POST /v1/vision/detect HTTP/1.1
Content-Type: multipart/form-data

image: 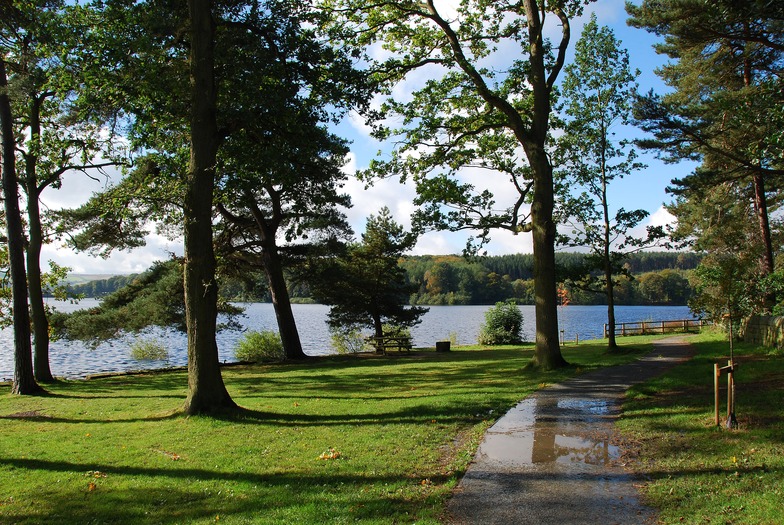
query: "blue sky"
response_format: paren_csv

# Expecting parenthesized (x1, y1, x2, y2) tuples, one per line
(41, 0, 695, 275)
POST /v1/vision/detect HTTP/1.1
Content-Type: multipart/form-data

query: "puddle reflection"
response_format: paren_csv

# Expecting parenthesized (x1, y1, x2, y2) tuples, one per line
(476, 396, 620, 469)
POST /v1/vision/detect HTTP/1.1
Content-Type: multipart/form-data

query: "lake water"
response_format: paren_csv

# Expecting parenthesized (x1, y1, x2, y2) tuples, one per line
(0, 301, 695, 381)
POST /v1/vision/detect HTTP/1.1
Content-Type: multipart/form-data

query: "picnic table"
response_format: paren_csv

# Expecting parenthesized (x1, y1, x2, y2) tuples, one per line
(368, 335, 413, 355)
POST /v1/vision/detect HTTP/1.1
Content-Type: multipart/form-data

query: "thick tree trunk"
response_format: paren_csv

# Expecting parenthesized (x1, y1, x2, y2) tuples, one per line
(182, 0, 235, 414)
(1, 57, 42, 395)
(261, 244, 306, 359)
(24, 100, 54, 382)
(523, 0, 566, 370)
(529, 144, 567, 368)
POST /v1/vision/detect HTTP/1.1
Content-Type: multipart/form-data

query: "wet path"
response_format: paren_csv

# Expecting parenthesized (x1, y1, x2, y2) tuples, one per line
(447, 337, 694, 524)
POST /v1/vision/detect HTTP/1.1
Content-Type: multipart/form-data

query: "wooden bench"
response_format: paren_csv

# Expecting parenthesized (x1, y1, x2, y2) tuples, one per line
(368, 335, 412, 355)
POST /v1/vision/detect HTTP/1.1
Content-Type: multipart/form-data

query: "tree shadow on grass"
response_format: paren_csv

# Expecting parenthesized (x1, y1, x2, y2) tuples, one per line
(0, 457, 443, 525)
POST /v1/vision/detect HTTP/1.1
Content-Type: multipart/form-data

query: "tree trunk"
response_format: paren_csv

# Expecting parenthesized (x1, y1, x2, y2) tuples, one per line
(529, 146, 567, 369)
(24, 99, 54, 382)
(751, 171, 776, 309)
(261, 243, 306, 359)
(600, 141, 618, 351)
(182, 0, 235, 415)
(25, 192, 54, 381)
(522, 0, 566, 370)
(1, 57, 42, 395)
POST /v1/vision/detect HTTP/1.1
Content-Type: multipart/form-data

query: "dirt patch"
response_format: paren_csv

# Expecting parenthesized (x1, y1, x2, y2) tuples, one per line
(4, 410, 50, 419)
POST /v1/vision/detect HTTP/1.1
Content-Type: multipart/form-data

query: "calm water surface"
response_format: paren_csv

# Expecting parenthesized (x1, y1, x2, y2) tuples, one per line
(0, 301, 695, 380)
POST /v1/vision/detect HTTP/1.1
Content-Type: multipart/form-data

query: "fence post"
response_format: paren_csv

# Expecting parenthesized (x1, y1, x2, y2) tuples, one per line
(714, 363, 720, 426)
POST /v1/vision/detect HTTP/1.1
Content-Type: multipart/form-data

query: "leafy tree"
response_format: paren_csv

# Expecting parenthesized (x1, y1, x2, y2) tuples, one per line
(555, 15, 661, 350)
(4, 2, 117, 383)
(324, 0, 587, 369)
(1, 44, 41, 394)
(310, 207, 428, 341)
(628, 0, 784, 310)
(50, 259, 242, 342)
(58, 0, 366, 365)
(637, 269, 691, 305)
(211, 5, 366, 359)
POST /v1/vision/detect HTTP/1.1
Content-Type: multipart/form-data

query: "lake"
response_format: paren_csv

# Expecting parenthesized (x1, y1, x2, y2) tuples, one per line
(0, 301, 696, 381)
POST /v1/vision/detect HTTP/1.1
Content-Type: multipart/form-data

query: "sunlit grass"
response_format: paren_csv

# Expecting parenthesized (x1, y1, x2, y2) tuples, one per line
(618, 329, 784, 524)
(0, 339, 656, 524)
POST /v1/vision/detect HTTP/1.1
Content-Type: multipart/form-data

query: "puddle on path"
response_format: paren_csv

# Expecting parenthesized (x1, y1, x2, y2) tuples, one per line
(475, 396, 620, 470)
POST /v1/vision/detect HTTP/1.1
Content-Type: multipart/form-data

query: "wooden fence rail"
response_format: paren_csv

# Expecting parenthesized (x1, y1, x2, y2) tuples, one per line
(604, 319, 709, 338)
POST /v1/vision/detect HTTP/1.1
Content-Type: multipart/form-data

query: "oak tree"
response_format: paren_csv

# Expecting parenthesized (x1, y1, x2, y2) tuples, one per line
(323, 0, 588, 368)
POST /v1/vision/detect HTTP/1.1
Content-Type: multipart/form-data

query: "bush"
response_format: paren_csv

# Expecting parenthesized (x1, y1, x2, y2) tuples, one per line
(330, 328, 372, 354)
(478, 301, 524, 345)
(129, 338, 169, 361)
(382, 324, 411, 338)
(234, 330, 285, 362)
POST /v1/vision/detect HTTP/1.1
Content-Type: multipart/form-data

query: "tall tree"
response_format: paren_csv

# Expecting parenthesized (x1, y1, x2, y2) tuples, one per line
(6, 3, 117, 383)
(555, 15, 660, 350)
(215, 118, 354, 360)
(323, 0, 585, 369)
(182, 0, 236, 414)
(310, 207, 428, 340)
(1, 54, 41, 395)
(627, 0, 784, 310)
(58, 0, 367, 363)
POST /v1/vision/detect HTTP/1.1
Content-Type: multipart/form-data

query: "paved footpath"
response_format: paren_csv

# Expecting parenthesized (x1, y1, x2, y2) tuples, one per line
(447, 337, 694, 525)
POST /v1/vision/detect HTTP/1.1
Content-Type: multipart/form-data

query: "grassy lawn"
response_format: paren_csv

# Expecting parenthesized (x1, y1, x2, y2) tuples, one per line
(0, 339, 654, 524)
(618, 329, 784, 525)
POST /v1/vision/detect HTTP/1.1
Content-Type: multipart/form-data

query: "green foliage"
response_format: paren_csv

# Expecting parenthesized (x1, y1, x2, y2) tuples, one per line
(628, 0, 783, 312)
(129, 338, 169, 361)
(310, 207, 428, 337)
(233, 330, 284, 362)
(554, 15, 664, 321)
(50, 259, 241, 343)
(478, 302, 524, 346)
(329, 328, 372, 354)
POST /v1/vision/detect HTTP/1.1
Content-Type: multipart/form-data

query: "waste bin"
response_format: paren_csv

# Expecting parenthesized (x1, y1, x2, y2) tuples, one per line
(435, 341, 451, 352)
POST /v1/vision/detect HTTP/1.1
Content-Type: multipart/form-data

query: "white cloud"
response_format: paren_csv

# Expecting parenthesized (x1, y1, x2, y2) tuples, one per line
(42, 233, 180, 275)
(647, 205, 676, 227)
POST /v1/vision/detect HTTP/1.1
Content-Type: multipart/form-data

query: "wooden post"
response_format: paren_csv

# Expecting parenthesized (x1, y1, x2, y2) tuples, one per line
(714, 363, 720, 426)
(575, 333, 579, 346)
(727, 359, 734, 425)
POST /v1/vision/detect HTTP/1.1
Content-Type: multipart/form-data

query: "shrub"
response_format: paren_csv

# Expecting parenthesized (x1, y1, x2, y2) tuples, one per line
(330, 328, 372, 354)
(478, 301, 524, 345)
(129, 338, 169, 361)
(234, 330, 284, 362)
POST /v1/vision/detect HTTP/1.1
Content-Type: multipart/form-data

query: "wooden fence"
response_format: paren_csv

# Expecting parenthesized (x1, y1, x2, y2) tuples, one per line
(604, 319, 709, 338)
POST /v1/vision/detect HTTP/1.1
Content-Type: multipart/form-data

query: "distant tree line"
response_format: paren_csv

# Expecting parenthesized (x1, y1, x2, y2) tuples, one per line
(66, 251, 699, 307)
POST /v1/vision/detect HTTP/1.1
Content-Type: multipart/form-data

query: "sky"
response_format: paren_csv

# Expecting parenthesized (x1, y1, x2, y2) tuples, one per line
(38, 0, 695, 275)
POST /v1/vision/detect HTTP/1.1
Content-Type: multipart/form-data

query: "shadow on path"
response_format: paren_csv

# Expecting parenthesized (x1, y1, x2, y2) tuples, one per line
(447, 337, 694, 525)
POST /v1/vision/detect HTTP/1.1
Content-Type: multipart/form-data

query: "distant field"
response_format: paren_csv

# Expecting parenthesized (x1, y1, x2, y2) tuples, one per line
(64, 274, 124, 285)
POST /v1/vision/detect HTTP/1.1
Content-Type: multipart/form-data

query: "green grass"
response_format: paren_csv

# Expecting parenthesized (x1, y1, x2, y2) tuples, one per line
(618, 329, 784, 525)
(0, 339, 654, 524)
